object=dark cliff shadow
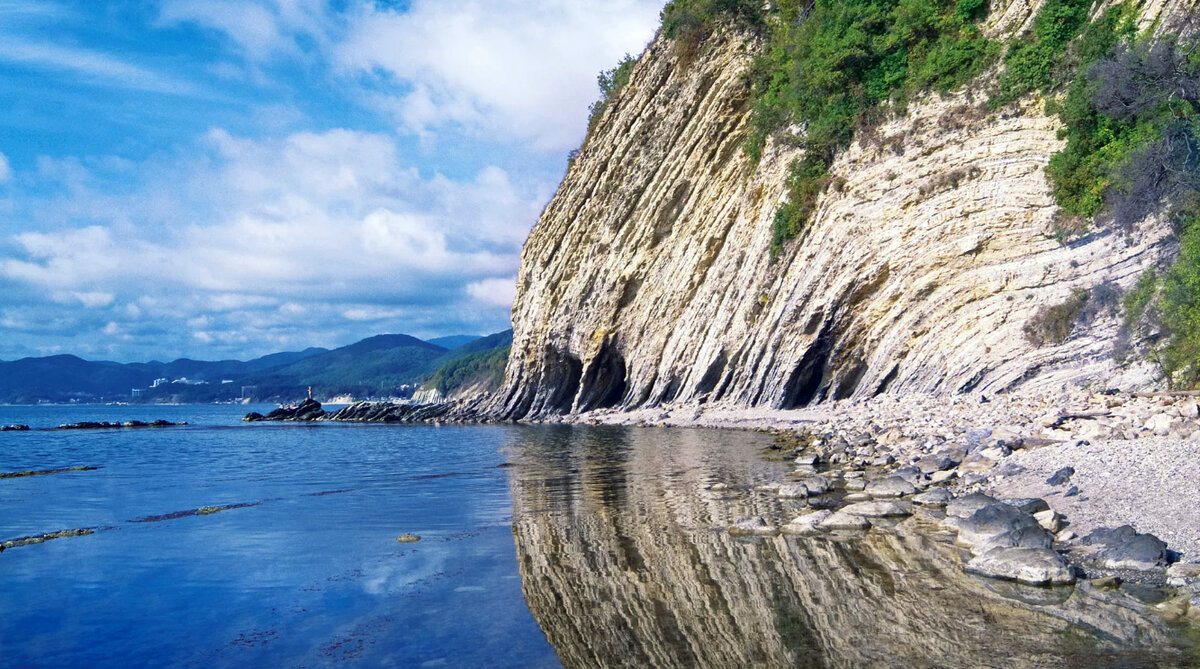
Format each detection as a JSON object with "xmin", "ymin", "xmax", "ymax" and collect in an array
[{"xmin": 503, "ymin": 426, "xmax": 1197, "ymax": 669}]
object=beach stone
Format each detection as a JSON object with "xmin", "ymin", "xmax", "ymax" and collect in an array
[
  {"xmin": 781, "ymin": 510, "xmax": 833, "ymax": 535},
  {"xmin": 1045, "ymin": 467, "xmax": 1075, "ymax": 486},
  {"xmin": 1063, "ymin": 485, "xmax": 1080, "ymax": 498},
  {"xmin": 396, "ymin": 534, "xmax": 421, "ymax": 543},
  {"xmin": 840, "ymin": 500, "xmax": 913, "ymax": 518},
  {"xmin": 1156, "ymin": 596, "xmax": 1191, "ymax": 621},
  {"xmin": 1144, "ymin": 413, "xmax": 1175, "ymax": 436},
  {"xmin": 1004, "ymin": 498, "xmax": 1051, "ymax": 515},
  {"xmin": 818, "ymin": 511, "xmax": 871, "ymax": 531},
  {"xmin": 796, "ymin": 474, "xmax": 831, "ymax": 495},
  {"xmin": 794, "ymin": 454, "xmax": 819, "ymax": 466},
  {"xmin": 1056, "ymin": 529, "xmax": 1077, "ymax": 542},
  {"xmin": 843, "ymin": 492, "xmax": 873, "ymax": 502},
  {"xmin": 945, "ymin": 492, "xmax": 997, "ymax": 519},
  {"xmin": 913, "ymin": 488, "xmax": 951, "ymax": 506},
  {"xmin": 777, "ymin": 483, "xmax": 809, "ymax": 499},
  {"xmin": 994, "ymin": 462, "xmax": 1027, "ymax": 477},
  {"xmin": 892, "ymin": 466, "xmax": 923, "ymax": 486},
  {"xmin": 929, "ymin": 469, "xmax": 957, "ymax": 484},
  {"xmin": 844, "ymin": 479, "xmax": 867, "ymax": 491},
  {"xmin": 1090, "ymin": 575, "xmax": 1123, "ymax": 590},
  {"xmin": 1081, "ymin": 526, "xmax": 1170, "ymax": 571},
  {"xmin": 1166, "ymin": 562, "xmax": 1200, "ymax": 588},
  {"xmin": 917, "ymin": 454, "xmax": 955, "ymax": 474},
  {"xmin": 865, "ymin": 476, "xmax": 917, "ymax": 498},
  {"xmin": 1033, "ymin": 509, "xmax": 1064, "ymax": 533},
  {"xmin": 729, "ymin": 516, "xmax": 778, "ymax": 536},
  {"xmin": 950, "ymin": 504, "xmax": 1052, "ymax": 553},
  {"xmin": 958, "ymin": 454, "xmax": 996, "ymax": 473},
  {"xmin": 979, "ymin": 445, "xmax": 1011, "ymax": 460},
  {"xmin": 872, "ymin": 454, "xmax": 896, "ymax": 466},
  {"xmin": 965, "ymin": 547, "xmax": 1076, "ymax": 586}
]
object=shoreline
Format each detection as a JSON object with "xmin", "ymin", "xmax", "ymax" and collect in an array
[{"xmin": 566, "ymin": 390, "xmax": 1200, "ymax": 564}]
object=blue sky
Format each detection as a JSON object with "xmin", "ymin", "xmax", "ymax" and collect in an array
[{"xmin": 0, "ymin": 0, "xmax": 664, "ymax": 362}]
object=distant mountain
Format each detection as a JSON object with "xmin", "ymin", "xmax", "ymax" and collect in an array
[
  {"xmin": 421, "ymin": 330, "xmax": 513, "ymax": 398},
  {"xmin": 426, "ymin": 334, "xmax": 481, "ymax": 349},
  {"xmin": 245, "ymin": 334, "xmax": 448, "ymax": 400},
  {"xmin": 0, "ymin": 332, "xmax": 513, "ymax": 404}
]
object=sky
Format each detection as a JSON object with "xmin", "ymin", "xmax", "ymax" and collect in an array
[{"xmin": 0, "ymin": 0, "xmax": 665, "ymax": 362}]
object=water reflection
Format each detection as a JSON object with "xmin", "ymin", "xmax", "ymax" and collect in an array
[{"xmin": 507, "ymin": 425, "xmax": 1196, "ymax": 668}]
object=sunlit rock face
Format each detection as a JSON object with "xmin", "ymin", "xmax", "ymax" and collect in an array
[
  {"xmin": 493, "ymin": 0, "xmax": 1194, "ymax": 418},
  {"xmin": 506, "ymin": 426, "xmax": 1191, "ymax": 668}
]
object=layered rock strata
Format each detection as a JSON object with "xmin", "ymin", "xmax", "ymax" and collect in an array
[{"xmin": 493, "ymin": 0, "xmax": 1195, "ymax": 419}]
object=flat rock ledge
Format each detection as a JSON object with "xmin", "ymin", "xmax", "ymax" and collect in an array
[
  {"xmin": 966, "ymin": 547, "xmax": 1076, "ymax": 586},
  {"xmin": 243, "ymin": 399, "xmax": 462, "ymax": 424}
]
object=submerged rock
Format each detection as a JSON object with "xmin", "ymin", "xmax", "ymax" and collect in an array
[
  {"xmin": 0, "ymin": 424, "xmax": 30, "ymax": 431},
  {"xmin": 965, "ymin": 547, "xmax": 1076, "ymax": 586},
  {"xmin": 794, "ymin": 474, "xmax": 831, "ymax": 495},
  {"xmin": 818, "ymin": 511, "xmax": 871, "ymax": 531},
  {"xmin": 729, "ymin": 516, "xmax": 777, "ymax": 536},
  {"xmin": 840, "ymin": 500, "xmax": 913, "ymax": 518},
  {"xmin": 781, "ymin": 510, "xmax": 833, "ymax": 535},
  {"xmin": 777, "ymin": 483, "xmax": 809, "ymax": 499}
]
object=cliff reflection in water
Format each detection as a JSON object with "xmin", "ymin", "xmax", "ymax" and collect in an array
[{"xmin": 507, "ymin": 425, "xmax": 1195, "ymax": 668}]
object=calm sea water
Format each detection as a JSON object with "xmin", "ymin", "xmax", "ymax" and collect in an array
[
  {"xmin": 1, "ymin": 405, "xmax": 1196, "ymax": 668},
  {"xmin": 0, "ymin": 405, "xmax": 559, "ymax": 668}
]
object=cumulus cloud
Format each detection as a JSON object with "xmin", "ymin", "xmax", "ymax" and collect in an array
[
  {"xmin": 0, "ymin": 127, "xmax": 544, "ymax": 359},
  {"xmin": 466, "ymin": 277, "xmax": 517, "ymax": 309},
  {"xmin": 156, "ymin": 0, "xmax": 332, "ymax": 61},
  {"xmin": 338, "ymin": 0, "xmax": 664, "ymax": 150}
]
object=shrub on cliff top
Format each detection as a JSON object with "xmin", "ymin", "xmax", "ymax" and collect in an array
[{"xmin": 744, "ymin": 0, "xmax": 995, "ymax": 257}]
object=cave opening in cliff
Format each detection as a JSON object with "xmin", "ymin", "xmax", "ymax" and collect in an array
[
  {"xmin": 575, "ymin": 342, "xmax": 628, "ymax": 412},
  {"xmin": 779, "ymin": 324, "xmax": 836, "ymax": 409},
  {"xmin": 538, "ymin": 346, "xmax": 583, "ymax": 414}
]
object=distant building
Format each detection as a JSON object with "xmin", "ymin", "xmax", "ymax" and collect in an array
[
  {"xmin": 131, "ymin": 388, "xmax": 144, "ymax": 399},
  {"xmin": 151, "ymin": 378, "xmax": 168, "ymax": 388}
]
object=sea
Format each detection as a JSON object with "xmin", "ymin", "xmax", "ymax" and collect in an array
[{"xmin": 0, "ymin": 404, "xmax": 1196, "ymax": 668}]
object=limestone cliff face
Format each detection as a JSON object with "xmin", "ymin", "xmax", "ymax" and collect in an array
[{"xmin": 494, "ymin": 0, "xmax": 1197, "ymax": 418}]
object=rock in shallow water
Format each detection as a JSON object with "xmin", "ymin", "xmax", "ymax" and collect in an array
[
  {"xmin": 729, "ymin": 516, "xmax": 778, "ymax": 536},
  {"xmin": 840, "ymin": 500, "xmax": 913, "ymax": 518},
  {"xmin": 777, "ymin": 483, "xmax": 808, "ymax": 499},
  {"xmin": 913, "ymin": 488, "xmax": 951, "ymax": 506},
  {"xmin": 866, "ymin": 476, "xmax": 917, "ymax": 498},
  {"xmin": 818, "ymin": 511, "xmax": 871, "ymax": 531},
  {"xmin": 781, "ymin": 510, "xmax": 832, "ymax": 535},
  {"xmin": 965, "ymin": 547, "xmax": 1076, "ymax": 586}
]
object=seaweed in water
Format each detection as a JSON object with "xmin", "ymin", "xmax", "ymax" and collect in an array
[
  {"xmin": 0, "ymin": 465, "xmax": 100, "ymax": 480},
  {"xmin": 1, "ymin": 528, "xmax": 96, "ymax": 551},
  {"xmin": 129, "ymin": 502, "xmax": 261, "ymax": 523}
]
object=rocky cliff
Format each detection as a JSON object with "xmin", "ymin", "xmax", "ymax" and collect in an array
[{"xmin": 493, "ymin": 0, "xmax": 1197, "ymax": 419}]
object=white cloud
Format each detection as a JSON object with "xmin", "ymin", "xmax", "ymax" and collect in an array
[
  {"xmin": 0, "ymin": 152, "xmax": 9, "ymax": 183},
  {"xmin": 466, "ymin": 276, "xmax": 517, "ymax": 308},
  {"xmin": 156, "ymin": 0, "xmax": 332, "ymax": 61},
  {"xmin": 0, "ymin": 127, "xmax": 537, "ymax": 358},
  {"xmin": 338, "ymin": 0, "xmax": 664, "ymax": 150},
  {"xmin": 0, "ymin": 37, "xmax": 204, "ymax": 95}
]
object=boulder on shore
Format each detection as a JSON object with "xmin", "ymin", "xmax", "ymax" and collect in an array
[{"xmin": 965, "ymin": 547, "xmax": 1076, "ymax": 586}]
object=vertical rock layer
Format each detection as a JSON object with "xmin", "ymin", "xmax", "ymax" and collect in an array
[{"xmin": 495, "ymin": 0, "xmax": 1196, "ymax": 418}]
